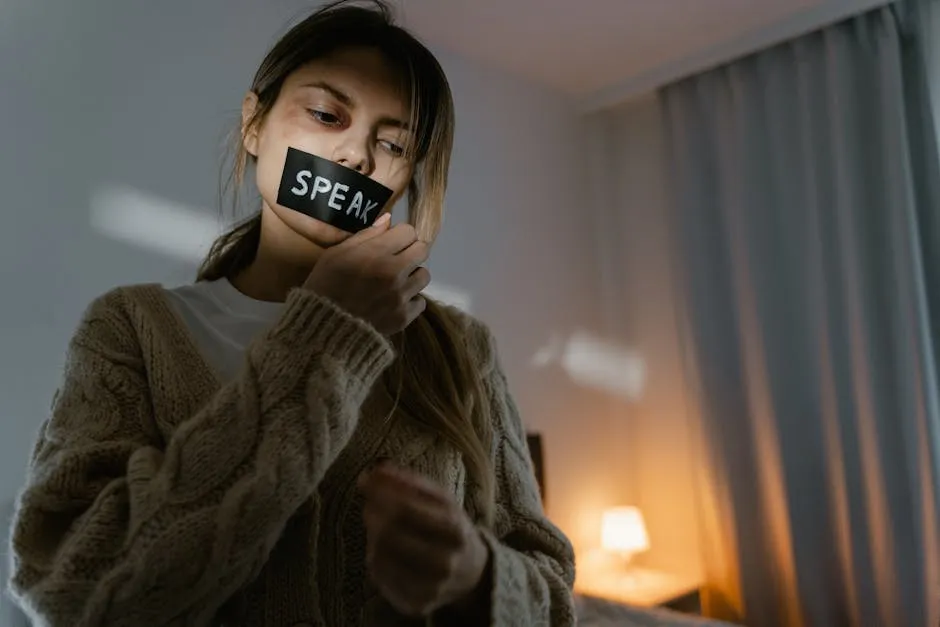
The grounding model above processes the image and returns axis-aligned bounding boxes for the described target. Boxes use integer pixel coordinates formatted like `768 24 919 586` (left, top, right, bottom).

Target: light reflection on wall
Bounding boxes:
88 184 473 311
530 330 647 401
90 185 221 263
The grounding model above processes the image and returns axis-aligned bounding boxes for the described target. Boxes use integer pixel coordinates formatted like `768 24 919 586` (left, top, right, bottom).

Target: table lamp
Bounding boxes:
601 506 650 569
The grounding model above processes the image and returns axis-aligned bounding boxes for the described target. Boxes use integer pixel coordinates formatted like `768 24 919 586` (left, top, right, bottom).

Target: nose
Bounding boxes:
332 131 373 175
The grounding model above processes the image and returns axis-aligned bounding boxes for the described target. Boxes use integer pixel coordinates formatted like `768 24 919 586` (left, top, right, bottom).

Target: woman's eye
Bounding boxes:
379 140 405 157
309 109 341 126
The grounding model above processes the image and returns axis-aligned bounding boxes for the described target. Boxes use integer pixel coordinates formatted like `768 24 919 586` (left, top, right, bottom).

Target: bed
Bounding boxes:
576 594 736 627
526 434 738 627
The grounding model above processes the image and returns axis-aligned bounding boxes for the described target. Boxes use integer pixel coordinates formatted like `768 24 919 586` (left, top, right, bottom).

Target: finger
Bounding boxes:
402 267 431 301
362 483 405 528
360 474 411 518
365 464 451 505
364 507 439 614
363 488 464 549
367 524 455 617
361 471 464 548
395 240 430 275
370 554 436 618
368 223 420 256
336 212 391 248
371 523 454 580
361 469 440 523
404 294 427 326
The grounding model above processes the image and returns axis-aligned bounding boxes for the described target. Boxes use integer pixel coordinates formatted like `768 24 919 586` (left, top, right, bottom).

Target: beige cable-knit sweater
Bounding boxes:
6 284 576 626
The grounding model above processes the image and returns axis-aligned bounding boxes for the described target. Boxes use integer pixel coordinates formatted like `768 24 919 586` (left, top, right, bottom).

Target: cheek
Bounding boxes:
254 130 332 205
373 165 413 202
252 151 281 206
252 127 289 205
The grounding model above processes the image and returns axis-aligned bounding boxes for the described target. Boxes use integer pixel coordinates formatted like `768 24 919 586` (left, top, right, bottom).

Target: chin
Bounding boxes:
270 205 354 249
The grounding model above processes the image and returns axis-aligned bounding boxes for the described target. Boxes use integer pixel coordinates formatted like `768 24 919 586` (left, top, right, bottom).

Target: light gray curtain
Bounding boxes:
927 0 940 131
661 1 940 626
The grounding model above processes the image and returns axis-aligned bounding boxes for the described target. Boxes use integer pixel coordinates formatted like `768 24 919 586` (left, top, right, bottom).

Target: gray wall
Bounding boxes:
586 92 705 581
0 1 639 598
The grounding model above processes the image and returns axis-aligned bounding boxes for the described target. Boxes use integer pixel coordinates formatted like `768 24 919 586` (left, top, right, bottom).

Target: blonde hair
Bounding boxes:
197 0 494 524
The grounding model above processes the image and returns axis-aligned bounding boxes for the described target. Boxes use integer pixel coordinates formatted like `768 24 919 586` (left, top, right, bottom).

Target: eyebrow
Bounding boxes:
303 80 411 131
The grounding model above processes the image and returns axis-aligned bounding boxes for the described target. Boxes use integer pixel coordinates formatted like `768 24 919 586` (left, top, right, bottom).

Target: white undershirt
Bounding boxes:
163 279 285 382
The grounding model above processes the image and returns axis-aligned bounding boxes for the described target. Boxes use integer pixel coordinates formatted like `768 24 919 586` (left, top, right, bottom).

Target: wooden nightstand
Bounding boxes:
575 563 703 615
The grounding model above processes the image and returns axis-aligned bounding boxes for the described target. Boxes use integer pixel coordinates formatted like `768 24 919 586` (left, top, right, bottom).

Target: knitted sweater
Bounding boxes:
6 285 576 626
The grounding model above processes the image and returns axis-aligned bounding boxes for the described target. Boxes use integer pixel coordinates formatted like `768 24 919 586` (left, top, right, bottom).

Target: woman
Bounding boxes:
6 1 576 626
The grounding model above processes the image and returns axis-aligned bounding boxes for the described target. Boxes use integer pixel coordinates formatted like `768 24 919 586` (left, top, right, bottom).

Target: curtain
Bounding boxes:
660 1 940 626
927 0 940 135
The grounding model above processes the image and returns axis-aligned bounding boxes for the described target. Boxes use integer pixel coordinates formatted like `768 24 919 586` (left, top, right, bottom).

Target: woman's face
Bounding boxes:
244 47 415 250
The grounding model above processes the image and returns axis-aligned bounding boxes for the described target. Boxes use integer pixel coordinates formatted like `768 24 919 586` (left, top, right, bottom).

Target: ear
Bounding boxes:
241 91 260 157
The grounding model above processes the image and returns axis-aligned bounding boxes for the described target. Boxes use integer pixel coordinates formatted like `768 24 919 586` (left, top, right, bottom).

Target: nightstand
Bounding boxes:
575 565 703 615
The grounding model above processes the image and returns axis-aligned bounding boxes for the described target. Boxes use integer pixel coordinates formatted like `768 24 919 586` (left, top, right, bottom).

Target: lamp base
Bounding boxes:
611 555 644 589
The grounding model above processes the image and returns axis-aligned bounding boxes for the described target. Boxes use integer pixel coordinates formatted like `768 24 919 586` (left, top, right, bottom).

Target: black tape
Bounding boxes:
276 147 394 233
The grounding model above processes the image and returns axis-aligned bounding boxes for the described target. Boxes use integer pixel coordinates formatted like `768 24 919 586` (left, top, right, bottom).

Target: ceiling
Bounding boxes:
398 0 888 110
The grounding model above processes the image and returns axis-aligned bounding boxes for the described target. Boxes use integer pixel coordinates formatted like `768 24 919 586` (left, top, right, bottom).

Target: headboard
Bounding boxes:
526 433 546 504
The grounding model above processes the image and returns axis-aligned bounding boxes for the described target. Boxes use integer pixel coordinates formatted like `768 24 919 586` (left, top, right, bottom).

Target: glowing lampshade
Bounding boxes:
601 506 650 556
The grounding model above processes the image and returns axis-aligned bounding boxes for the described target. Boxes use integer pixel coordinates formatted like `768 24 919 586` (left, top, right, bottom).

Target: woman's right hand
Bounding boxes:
304 213 432 335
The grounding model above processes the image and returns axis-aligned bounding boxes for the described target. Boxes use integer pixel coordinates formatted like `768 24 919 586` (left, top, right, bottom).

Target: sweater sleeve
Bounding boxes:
7 287 394 627
441 322 577 626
